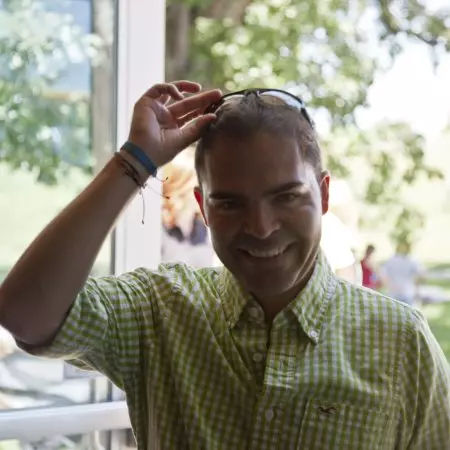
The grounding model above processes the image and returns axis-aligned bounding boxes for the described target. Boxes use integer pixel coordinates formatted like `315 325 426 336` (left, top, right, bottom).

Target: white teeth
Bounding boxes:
246 248 286 258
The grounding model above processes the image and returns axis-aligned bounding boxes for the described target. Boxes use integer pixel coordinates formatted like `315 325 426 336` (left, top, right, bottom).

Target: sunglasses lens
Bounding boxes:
210 89 313 128
260 91 304 110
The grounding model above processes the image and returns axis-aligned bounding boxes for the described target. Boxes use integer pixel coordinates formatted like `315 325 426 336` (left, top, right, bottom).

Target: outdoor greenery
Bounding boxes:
166 0 449 248
0 0 98 184
1 0 449 247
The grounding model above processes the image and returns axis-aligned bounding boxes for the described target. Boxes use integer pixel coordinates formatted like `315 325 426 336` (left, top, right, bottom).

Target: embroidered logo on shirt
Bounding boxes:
316 405 338 416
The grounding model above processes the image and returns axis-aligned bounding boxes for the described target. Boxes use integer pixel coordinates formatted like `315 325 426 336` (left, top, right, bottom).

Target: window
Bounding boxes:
0 0 164 447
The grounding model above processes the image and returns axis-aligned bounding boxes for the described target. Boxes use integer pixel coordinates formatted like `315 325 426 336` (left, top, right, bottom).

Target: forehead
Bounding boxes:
202 132 314 192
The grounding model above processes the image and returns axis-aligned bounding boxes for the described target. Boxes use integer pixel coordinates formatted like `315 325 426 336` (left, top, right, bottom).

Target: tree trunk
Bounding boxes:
165 0 252 81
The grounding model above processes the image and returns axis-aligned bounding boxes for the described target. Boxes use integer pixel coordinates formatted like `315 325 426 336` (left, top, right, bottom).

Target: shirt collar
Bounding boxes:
218 251 337 344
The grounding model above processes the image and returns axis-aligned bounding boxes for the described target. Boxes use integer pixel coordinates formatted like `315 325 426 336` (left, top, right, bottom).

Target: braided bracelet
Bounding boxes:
121 141 158 177
114 152 147 188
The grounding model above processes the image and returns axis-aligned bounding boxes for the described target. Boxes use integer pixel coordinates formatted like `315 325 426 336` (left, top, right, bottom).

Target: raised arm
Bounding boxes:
0 81 221 346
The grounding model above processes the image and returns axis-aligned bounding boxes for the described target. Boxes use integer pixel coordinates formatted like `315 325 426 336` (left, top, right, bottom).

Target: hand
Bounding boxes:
127 81 222 168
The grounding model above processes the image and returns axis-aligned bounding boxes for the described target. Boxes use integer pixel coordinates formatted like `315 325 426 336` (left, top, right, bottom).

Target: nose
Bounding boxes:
243 204 280 239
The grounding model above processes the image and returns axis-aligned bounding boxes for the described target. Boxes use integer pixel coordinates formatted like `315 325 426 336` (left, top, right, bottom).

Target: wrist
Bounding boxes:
121 141 158 176
118 149 151 184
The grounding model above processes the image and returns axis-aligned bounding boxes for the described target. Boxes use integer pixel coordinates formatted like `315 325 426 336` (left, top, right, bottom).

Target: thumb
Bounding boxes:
176 114 217 149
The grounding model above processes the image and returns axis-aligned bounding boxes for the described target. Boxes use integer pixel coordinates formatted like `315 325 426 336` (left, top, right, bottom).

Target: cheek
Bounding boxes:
287 205 322 237
206 212 240 240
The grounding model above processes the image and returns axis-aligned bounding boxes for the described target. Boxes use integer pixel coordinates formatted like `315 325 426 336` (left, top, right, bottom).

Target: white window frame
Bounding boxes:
0 0 165 443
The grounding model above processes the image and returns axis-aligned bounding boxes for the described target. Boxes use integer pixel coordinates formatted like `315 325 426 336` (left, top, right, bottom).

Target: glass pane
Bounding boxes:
0 0 117 410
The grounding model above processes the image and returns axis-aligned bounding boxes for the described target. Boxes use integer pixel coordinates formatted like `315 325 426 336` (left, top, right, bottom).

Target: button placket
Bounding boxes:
265 408 275 422
253 352 264 363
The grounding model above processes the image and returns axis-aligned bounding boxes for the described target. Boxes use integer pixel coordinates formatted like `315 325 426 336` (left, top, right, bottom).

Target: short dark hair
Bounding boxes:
366 244 375 254
195 93 322 181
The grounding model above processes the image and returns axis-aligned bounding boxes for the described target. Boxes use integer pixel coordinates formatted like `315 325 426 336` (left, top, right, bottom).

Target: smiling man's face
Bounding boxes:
195 131 330 304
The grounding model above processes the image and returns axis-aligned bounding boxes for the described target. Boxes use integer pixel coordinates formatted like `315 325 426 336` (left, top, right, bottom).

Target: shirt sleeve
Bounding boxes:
17 267 159 390
401 308 450 448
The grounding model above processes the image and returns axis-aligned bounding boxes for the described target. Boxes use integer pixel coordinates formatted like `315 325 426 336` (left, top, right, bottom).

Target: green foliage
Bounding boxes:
168 0 449 247
0 0 98 184
323 121 444 247
390 206 425 251
1 0 449 246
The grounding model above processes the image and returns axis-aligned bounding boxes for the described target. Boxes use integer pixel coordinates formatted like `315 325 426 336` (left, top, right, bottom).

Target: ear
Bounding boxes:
319 171 330 215
194 186 208 226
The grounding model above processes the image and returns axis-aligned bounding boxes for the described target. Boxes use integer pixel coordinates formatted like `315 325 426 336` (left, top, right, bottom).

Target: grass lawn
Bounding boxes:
419 274 450 361
419 273 450 361
421 301 450 360
0 164 110 283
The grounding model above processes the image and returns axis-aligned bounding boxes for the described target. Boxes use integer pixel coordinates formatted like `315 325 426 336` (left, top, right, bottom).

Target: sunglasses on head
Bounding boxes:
205 88 315 129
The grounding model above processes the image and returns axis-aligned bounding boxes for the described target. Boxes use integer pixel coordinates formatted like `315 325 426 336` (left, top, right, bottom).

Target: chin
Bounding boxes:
244 273 301 300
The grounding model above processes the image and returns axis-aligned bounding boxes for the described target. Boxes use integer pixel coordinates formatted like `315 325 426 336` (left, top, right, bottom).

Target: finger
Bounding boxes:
159 94 171 105
176 109 202 127
171 80 202 94
169 89 222 118
143 83 184 101
176 113 217 149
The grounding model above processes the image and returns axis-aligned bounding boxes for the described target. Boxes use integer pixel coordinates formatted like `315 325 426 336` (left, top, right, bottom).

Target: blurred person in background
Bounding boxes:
161 148 215 268
361 244 382 290
380 242 425 306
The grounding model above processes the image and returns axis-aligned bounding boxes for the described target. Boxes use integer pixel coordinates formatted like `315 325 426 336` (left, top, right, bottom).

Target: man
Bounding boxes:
0 81 449 449
380 242 425 306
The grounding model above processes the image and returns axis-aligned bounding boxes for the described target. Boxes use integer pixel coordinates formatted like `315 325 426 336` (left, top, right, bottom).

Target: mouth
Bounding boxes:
238 245 290 262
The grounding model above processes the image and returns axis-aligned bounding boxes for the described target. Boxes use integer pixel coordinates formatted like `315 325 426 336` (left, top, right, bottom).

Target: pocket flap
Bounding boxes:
297 399 393 449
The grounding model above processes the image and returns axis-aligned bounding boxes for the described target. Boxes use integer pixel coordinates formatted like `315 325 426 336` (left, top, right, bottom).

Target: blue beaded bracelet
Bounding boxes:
121 141 158 176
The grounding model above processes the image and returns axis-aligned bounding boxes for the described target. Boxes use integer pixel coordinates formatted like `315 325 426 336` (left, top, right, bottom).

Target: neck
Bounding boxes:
255 261 317 324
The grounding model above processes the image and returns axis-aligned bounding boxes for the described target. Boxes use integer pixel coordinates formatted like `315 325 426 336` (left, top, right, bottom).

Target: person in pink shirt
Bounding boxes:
361 244 381 290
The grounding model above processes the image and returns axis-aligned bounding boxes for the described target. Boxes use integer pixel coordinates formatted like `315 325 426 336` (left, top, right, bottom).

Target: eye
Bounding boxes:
215 200 240 211
277 193 299 204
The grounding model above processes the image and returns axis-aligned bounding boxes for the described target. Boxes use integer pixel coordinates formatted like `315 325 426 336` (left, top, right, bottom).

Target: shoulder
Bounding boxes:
331 278 417 335
155 262 219 287
108 262 219 288
147 262 221 304
333 279 447 367
81 263 220 316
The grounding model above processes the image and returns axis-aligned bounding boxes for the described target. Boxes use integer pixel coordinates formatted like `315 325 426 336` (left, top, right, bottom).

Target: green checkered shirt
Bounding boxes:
29 253 450 449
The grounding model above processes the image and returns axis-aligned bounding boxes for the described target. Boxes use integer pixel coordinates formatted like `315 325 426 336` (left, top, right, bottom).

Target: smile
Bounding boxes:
241 247 288 258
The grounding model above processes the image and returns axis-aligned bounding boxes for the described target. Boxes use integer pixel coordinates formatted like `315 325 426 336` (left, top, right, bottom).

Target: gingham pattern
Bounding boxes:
26 253 450 449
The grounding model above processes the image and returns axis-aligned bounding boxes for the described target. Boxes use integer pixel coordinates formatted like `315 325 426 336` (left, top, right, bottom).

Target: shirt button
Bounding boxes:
253 353 263 363
249 307 259 318
265 408 275 421
310 330 319 339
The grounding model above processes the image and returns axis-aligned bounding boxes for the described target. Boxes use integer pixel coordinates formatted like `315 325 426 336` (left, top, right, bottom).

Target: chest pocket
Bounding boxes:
297 399 395 450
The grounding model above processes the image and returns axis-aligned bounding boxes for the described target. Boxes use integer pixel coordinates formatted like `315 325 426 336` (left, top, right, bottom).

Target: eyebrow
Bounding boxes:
209 181 308 200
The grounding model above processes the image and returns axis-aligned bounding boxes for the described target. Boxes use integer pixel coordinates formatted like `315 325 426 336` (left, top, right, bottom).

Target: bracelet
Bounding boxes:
114 152 147 188
114 152 148 225
121 141 158 176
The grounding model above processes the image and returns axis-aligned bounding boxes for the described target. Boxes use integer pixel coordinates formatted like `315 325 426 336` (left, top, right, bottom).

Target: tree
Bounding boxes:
165 0 448 246
323 121 443 248
0 0 98 184
1 0 448 245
